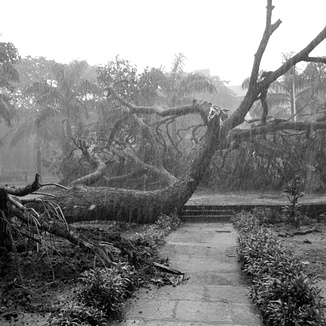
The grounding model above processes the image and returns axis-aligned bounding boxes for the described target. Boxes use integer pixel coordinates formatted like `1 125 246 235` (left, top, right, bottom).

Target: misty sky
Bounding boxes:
1 0 326 85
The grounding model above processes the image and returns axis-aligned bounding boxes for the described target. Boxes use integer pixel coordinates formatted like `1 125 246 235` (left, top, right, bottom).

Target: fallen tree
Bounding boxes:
51 0 326 224
54 100 221 223
2 0 326 245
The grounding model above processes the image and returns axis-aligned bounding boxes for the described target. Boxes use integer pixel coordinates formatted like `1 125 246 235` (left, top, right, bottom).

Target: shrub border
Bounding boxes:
232 210 325 326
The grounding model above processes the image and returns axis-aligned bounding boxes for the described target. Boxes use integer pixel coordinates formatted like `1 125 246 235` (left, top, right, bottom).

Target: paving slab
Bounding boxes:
115 223 261 326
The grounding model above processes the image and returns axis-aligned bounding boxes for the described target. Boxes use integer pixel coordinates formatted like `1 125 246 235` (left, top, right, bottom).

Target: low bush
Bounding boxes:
78 263 136 320
48 303 108 326
232 211 325 326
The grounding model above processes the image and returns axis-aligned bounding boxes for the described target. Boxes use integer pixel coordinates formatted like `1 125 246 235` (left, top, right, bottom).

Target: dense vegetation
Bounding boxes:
232 210 326 325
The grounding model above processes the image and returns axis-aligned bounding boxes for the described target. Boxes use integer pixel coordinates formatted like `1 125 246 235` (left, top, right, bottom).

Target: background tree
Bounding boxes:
7 59 101 184
0 39 20 250
0 40 20 126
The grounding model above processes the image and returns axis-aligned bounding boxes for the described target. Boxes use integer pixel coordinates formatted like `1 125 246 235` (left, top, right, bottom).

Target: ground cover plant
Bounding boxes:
0 214 182 325
232 210 326 326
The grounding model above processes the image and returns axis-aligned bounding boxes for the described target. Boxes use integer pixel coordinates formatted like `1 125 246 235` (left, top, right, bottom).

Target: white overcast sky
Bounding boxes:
1 0 326 85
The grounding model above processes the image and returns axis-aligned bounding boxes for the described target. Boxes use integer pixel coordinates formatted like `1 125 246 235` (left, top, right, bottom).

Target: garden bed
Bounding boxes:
271 222 326 303
232 209 326 325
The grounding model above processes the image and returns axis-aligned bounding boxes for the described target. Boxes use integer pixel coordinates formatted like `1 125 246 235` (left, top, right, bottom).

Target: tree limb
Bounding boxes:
220 1 326 138
107 85 210 119
230 122 326 143
2 173 42 196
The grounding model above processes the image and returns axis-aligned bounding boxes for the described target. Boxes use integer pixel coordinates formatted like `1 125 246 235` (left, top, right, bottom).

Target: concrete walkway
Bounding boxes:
117 223 262 326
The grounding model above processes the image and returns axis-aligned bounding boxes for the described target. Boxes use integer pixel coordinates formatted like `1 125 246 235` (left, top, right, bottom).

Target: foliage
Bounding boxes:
154 214 182 232
48 303 108 326
78 263 136 320
8 58 102 181
282 175 306 227
0 41 20 126
131 214 181 249
246 207 282 225
0 42 20 90
232 211 326 326
46 215 182 325
201 128 326 192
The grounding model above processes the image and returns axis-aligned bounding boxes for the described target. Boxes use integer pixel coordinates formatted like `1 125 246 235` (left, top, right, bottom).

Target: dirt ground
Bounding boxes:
272 223 326 301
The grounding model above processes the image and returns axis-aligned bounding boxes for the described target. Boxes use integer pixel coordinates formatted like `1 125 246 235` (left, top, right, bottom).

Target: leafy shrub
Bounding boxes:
155 214 182 232
78 263 136 320
282 175 306 227
48 303 108 326
249 207 281 225
233 211 325 326
132 214 181 249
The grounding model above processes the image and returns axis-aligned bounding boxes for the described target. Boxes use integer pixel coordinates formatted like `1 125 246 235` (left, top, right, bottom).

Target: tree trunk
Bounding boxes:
54 116 221 224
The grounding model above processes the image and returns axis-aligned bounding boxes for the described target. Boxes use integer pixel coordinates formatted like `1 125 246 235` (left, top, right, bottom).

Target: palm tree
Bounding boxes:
9 59 101 183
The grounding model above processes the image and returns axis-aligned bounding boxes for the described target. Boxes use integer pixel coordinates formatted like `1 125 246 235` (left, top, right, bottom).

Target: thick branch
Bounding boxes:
249 0 281 89
107 85 210 119
131 114 162 167
304 56 326 64
2 173 42 196
101 168 148 186
230 122 326 143
221 3 326 137
69 143 109 187
257 26 326 94
123 147 177 186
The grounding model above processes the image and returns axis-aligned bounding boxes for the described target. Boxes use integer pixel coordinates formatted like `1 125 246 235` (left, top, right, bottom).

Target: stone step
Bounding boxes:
180 214 233 223
179 203 326 223
179 205 234 222
179 209 234 216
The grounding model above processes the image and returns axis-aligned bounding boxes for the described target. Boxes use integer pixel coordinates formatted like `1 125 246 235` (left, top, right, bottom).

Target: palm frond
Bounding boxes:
180 73 216 95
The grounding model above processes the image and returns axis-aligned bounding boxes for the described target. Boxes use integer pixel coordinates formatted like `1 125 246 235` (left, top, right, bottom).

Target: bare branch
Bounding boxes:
123 147 177 186
41 183 68 190
3 173 42 196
